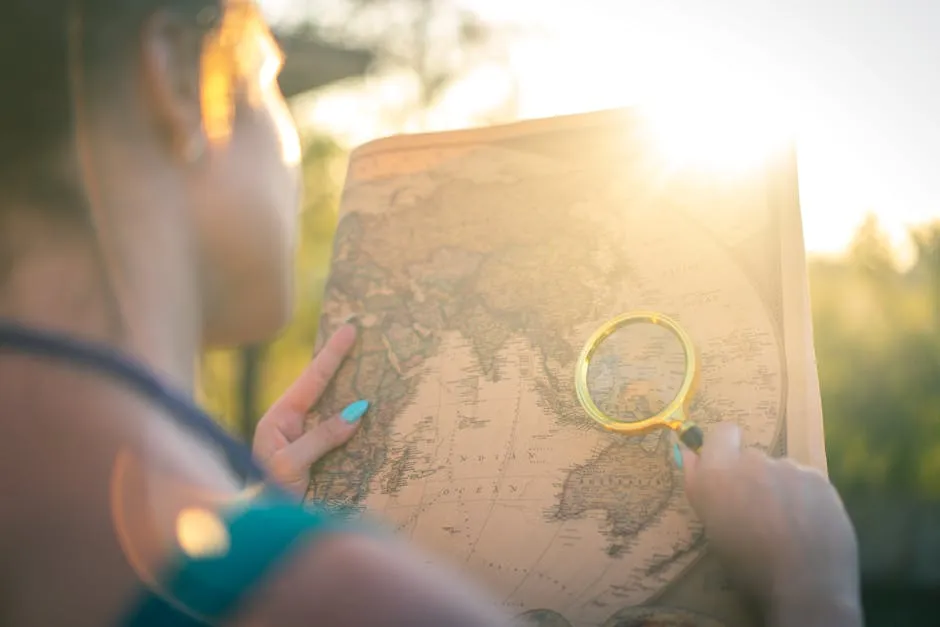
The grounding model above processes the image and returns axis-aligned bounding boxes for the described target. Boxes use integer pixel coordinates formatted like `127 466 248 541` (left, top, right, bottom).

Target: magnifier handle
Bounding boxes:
678 424 704 453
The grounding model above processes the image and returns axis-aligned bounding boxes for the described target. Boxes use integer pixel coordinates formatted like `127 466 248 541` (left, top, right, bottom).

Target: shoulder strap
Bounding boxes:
0 321 267 485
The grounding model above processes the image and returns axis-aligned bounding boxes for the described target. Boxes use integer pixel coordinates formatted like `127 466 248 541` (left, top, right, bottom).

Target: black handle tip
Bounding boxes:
679 424 704 452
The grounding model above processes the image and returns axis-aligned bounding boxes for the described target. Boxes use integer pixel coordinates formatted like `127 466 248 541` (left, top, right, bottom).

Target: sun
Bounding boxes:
580 21 801 179
637 96 795 177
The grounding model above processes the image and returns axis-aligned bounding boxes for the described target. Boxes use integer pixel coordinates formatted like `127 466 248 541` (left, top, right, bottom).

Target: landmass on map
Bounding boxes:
306 108 823 627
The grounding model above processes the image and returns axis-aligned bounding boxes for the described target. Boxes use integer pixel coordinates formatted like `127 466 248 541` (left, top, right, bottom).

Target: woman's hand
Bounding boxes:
252 323 368 498
681 423 863 627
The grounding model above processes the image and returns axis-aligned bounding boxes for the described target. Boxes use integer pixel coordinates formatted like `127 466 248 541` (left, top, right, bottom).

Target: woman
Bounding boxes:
0 0 862 625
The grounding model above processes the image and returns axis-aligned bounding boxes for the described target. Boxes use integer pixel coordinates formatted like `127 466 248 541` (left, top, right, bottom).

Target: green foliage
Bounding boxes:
812 214 940 497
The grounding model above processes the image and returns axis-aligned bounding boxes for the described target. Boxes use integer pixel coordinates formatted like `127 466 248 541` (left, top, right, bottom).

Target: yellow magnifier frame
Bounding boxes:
575 311 705 451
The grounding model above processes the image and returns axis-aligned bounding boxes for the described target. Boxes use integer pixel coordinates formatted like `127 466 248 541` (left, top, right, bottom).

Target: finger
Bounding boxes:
274 323 358 415
697 422 742 469
681 446 698 478
683 424 744 520
280 403 368 474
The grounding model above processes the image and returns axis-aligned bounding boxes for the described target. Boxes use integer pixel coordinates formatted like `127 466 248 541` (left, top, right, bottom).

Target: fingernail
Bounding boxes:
341 400 370 423
672 443 684 469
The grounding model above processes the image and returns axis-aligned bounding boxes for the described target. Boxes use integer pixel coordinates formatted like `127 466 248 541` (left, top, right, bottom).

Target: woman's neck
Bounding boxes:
0 218 199 393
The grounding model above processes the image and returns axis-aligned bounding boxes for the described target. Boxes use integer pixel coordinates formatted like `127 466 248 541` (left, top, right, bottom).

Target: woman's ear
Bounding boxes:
138 10 206 163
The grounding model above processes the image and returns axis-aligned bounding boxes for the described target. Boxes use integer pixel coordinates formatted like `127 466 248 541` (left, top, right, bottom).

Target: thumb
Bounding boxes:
274 401 369 487
681 422 741 511
681 446 698 482
698 421 742 469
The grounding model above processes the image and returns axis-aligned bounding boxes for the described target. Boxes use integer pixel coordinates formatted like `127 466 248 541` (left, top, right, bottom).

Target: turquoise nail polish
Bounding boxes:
341 400 370 423
672 443 684 469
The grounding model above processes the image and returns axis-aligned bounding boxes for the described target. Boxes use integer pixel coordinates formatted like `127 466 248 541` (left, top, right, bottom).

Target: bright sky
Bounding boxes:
263 0 940 262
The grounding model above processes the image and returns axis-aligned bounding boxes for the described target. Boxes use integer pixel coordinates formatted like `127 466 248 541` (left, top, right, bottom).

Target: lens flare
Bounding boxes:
176 507 231 559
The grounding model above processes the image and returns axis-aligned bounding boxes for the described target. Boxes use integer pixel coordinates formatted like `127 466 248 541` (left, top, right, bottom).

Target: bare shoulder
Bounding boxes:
0 356 241 625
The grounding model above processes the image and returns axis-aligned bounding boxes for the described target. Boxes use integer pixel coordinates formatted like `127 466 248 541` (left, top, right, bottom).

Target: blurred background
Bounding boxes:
199 1 940 623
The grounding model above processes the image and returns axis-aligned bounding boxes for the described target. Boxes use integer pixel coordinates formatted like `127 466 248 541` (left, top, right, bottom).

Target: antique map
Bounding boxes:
307 108 827 627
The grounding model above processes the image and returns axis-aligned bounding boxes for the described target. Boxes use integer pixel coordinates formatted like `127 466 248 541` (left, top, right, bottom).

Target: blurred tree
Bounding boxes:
849 213 897 278
310 0 523 130
812 214 940 498
910 222 940 329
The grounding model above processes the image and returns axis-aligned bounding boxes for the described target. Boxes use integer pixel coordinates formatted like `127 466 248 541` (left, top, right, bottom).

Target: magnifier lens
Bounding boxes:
585 320 687 423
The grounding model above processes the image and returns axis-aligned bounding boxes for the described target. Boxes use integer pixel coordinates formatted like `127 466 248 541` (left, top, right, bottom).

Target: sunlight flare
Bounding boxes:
638 96 794 177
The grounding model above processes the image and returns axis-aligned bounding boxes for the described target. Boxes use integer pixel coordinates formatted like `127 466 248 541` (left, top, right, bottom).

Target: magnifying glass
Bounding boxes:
574 311 705 452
